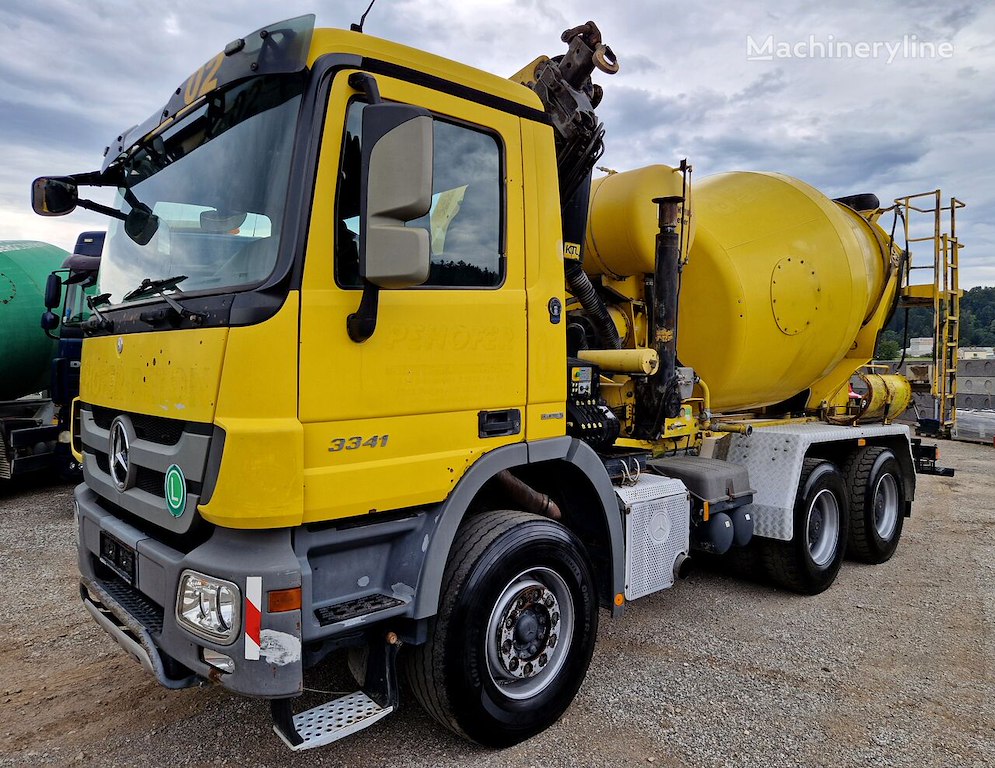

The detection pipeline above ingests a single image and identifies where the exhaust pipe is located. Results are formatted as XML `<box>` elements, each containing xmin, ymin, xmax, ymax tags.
<box><xmin>673</xmin><ymin>552</ymin><xmax>693</xmax><ymax>580</ymax></box>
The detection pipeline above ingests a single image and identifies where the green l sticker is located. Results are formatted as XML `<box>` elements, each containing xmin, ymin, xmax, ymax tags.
<box><xmin>164</xmin><ymin>464</ymin><xmax>187</xmax><ymax>518</ymax></box>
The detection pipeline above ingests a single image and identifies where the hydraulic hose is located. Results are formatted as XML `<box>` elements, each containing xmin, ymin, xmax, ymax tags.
<box><xmin>565</xmin><ymin>260</ymin><xmax>621</xmax><ymax>349</ymax></box>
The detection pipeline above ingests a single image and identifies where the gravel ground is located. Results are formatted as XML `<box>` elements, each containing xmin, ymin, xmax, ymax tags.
<box><xmin>1</xmin><ymin>438</ymin><xmax>993</xmax><ymax>768</ymax></box>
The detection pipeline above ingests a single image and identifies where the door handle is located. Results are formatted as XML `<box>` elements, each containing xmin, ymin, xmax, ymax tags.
<box><xmin>478</xmin><ymin>409</ymin><xmax>522</xmax><ymax>438</ymax></box>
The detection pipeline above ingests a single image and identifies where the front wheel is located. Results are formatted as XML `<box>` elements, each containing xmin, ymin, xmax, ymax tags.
<box><xmin>762</xmin><ymin>459</ymin><xmax>849</xmax><ymax>595</ymax></box>
<box><xmin>843</xmin><ymin>446</ymin><xmax>905</xmax><ymax>563</ymax></box>
<box><xmin>406</xmin><ymin>510</ymin><xmax>598</xmax><ymax>747</ymax></box>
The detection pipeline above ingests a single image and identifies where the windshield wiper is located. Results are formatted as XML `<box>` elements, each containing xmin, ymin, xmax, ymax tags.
<box><xmin>125</xmin><ymin>275</ymin><xmax>205</xmax><ymax>325</ymax></box>
<box><xmin>123</xmin><ymin>275</ymin><xmax>188</xmax><ymax>301</ymax></box>
<box><xmin>82</xmin><ymin>293</ymin><xmax>114</xmax><ymax>332</ymax></box>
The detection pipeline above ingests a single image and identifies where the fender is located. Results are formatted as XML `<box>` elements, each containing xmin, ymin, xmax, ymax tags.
<box><xmin>413</xmin><ymin>437</ymin><xmax>626</xmax><ymax>619</ymax></box>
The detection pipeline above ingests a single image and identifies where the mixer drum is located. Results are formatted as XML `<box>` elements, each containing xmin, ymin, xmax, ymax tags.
<box><xmin>0</xmin><ymin>241</ymin><xmax>67</xmax><ymax>399</ymax></box>
<box><xmin>679</xmin><ymin>172</ymin><xmax>887</xmax><ymax>411</ymax></box>
<box><xmin>585</xmin><ymin>168</ymin><xmax>890</xmax><ymax>412</ymax></box>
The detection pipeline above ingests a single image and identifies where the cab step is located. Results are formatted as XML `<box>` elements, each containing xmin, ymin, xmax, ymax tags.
<box><xmin>272</xmin><ymin>691</ymin><xmax>393</xmax><ymax>751</ymax></box>
<box><xmin>271</xmin><ymin>632</ymin><xmax>401</xmax><ymax>751</ymax></box>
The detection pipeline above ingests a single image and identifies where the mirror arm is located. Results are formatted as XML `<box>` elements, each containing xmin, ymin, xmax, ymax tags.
<box><xmin>348</xmin><ymin>72</ymin><xmax>383</xmax><ymax>105</ymax></box>
<box><xmin>347</xmin><ymin>281</ymin><xmax>380</xmax><ymax>343</ymax></box>
<box><xmin>76</xmin><ymin>197</ymin><xmax>128</xmax><ymax>222</ymax></box>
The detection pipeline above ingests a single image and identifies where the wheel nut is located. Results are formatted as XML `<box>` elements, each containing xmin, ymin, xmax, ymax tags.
<box><xmin>523</xmin><ymin>662</ymin><xmax>533</xmax><ymax>676</ymax></box>
<box><xmin>545</xmin><ymin>595</ymin><xmax>555</xmax><ymax>608</ymax></box>
<box><xmin>539</xmin><ymin>653</ymin><xmax>548</xmax><ymax>667</ymax></box>
<box><xmin>551</xmin><ymin>611</ymin><xmax>559</xmax><ymax>626</ymax></box>
<box><xmin>502</xmin><ymin>640</ymin><xmax>512</xmax><ymax>654</ymax></box>
<box><xmin>509</xmin><ymin>658</ymin><xmax>519</xmax><ymax>671</ymax></box>
<box><xmin>549</xmin><ymin>633</ymin><xmax>558</xmax><ymax>648</ymax></box>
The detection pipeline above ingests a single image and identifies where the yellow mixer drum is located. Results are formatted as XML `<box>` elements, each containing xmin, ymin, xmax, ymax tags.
<box><xmin>585</xmin><ymin>168</ymin><xmax>892</xmax><ymax>412</ymax></box>
<box><xmin>679</xmin><ymin>172</ymin><xmax>888</xmax><ymax>411</ymax></box>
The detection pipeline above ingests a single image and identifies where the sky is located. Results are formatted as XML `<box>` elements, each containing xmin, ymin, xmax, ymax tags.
<box><xmin>1</xmin><ymin>0</ymin><xmax>992</xmax><ymax>287</ymax></box>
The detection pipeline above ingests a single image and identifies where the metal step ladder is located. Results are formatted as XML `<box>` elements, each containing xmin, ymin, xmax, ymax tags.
<box><xmin>895</xmin><ymin>190</ymin><xmax>965</xmax><ymax>438</ymax></box>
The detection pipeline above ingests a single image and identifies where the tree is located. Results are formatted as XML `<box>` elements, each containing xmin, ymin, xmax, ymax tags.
<box><xmin>883</xmin><ymin>285</ymin><xmax>995</xmax><ymax>348</ymax></box>
<box><xmin>876</xmin><ymin>338</ymin><xmax>901</xmax><ymax>360</ymax></box>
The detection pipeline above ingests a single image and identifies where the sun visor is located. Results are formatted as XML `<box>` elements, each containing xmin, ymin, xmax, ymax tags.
<box><xmin>101</xmin><ymin>14</ymin><xmax>314</xmax><ymax>172</ymax></box>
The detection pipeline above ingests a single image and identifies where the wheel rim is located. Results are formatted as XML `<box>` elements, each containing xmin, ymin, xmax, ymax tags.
<box><xmin>872</xmin><ymin>472</ymin><xmax>899</xmax><ymax>540</ymax></box>
<box><xmin>805</xmin><ymin>488</ymin><xmax>840</xmax><ymax>567</ymax></box>
<box><xmin>485</xmin><ymin>567</ymin><xmax>575</xmax><ymax>701</ymax></box>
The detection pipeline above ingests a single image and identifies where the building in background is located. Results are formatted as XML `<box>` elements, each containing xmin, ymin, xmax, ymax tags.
<box><xmin>958</xmin><ymin>346</ymin><xmax>994</xmax><ymax>360</ymax></box>
<box><xmin>906</xmin><ymin>337</ymin><xmax>933</xmax><ymax>357</ymax></box>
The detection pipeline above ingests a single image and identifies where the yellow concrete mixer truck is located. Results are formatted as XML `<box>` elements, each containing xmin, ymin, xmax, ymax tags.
<box><xmin>32</xmin><ymin>15</ymin><xmax>942</xmax><ymax>751</ymax></box>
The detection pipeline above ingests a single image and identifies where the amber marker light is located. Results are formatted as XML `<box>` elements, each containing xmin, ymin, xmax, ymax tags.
<box><xmin>268</xmin><ymin>587</ymin><xmax>302</xmax><ymax>613</ymax></box>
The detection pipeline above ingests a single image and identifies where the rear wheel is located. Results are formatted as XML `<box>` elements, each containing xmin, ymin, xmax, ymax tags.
<box><xmin>406</xmin><ymin>510</ymin><xmax>598</xmax><ymax>747</ymax></box>
<box><xmin>763</xmin><ymin>459</ymin><xmax>849</xmax><ymax>594</ymax></box>
<box><xmin>843</xmin><ymin>446</ymin><xmax>905</xmax><ymax>563</ymax></box>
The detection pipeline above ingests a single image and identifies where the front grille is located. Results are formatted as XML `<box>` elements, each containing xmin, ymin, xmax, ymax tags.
<box><xmin>136</xmin><ymin>466</ymin><xmax>165</xmax><ymax>497</ymax></box>
<box><xmin>91</xmin><ymin>406</ymin><xmax>185</xmax><ymax>446</ymax></box>
<box><xmin>92</xmin><ymin>460</ymin><xmax>200</xmax><ymax>501</ymax></box>
<box><xmin>95</xmin><ymin>565</ymin><xmax>165</xmax><ymax>635</ymax></box>
<box><xmin>82</xmin><ymin>405</ymin><xmax>212</xmax><ymax>538</ymax></box>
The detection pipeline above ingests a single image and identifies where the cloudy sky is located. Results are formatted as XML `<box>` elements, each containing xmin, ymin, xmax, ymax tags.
<box><xmin>1</xmin><ymin>0</ymin><xmax>992</xmax><ymax>286</ymax></box>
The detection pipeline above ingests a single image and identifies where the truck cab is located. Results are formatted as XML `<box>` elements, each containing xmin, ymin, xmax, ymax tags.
<box><xmin>44</xmin><ymin>231</ymin><xmax>104</xmax><ymax>477</ymax></box>
<box><xmin>37</xmin><ymin>16</ymin><xmax>599</xmax><ymax>747</ymax></box>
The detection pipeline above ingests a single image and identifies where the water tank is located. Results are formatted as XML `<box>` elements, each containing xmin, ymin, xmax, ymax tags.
<box><xmin>0</xmin><ymin>241</ymin><xmax>69</xmax><ymax>399</ymax></box>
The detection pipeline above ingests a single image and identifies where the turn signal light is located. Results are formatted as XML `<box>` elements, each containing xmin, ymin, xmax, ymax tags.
<box><xmin>268</xmin><ymin>587</ymin><xmax>302</xmax><ymax>613</ymax></box>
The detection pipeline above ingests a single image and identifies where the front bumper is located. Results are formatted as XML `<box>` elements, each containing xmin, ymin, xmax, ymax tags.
<box><xmin>76</xmin><ymin>485</ymin><xmax>303</xmax><ymax>697</ymax></box>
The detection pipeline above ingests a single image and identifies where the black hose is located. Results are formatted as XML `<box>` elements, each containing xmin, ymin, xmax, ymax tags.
<box><xmin>897</xmin><ymin>306</ymin><xmax>910</xmax><ymax>370</ymax></box>
<box><xmin>561</xmin><ymin>173</ymin><xmax>621</xmax><ymax>350</ymax></box>
<box><xmin>565</xmin><ymin>261</ymin><xmax>621</xmax><ymax>349</ymax></box>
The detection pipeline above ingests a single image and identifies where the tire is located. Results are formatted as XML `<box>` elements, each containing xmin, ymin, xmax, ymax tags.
<box><xmin>762</xmin><ymin>459</ymin><xmax>849</xmax><ymax>595</ymax></box>
<box><xmin>405</xmin><ymin>510</ymin><xmax>598</xmax><ymax>747</ymax></box>
<box><xmin>842</xmin><ymin>447</ymin><xmax>905</xmax><ymax>564</ymax></box>
<box><xmin>720</xmin><ymin>542</ymin><xmax>765</xmax><ymax>583</ymax></box>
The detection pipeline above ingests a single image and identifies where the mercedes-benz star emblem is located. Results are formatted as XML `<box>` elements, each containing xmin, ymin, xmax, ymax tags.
<box><xmin>108</xmin><ymin>417</ymin><xmax>135</xmax><ymax>491</ymax></box>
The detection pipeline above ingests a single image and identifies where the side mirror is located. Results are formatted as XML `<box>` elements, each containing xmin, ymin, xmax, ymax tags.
<box><xmin>44</xmin><ymin>272</ymin><xmax>63</xmax><ymax>310</ymax></box>
<box><xmin>41</xmin><ymin>311</ymin><xmax>60</xmax><ymax>332</ymax></box>
<box><xmin>359</xmin><ymin>104</ymin><xmax>433</xmax><ymax>289</ymax></box>
<box><xmin>32</xmin><ymin>177</ymin><xmax>79</xmax><ymax>216</ymax></box>
<box><xmin>125</xmin><ymin>205</ymin><xmax>160</xmax><ymax>246</ymax></box>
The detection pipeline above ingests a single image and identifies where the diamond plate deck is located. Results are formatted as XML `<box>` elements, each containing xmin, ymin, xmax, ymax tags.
<box><xmin>725</xmin><ymin>423</ymin><xmax>912</xmax><ymax>541</ymax></box>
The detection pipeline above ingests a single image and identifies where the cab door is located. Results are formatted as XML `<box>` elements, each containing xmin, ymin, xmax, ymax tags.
<box><xmin>298</xmin><ymin>69</ymin><xmax>527</xmax><ymax>523</ymax></box>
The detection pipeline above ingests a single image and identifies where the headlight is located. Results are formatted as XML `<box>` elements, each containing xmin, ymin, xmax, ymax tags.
<box><xmin>176</xmin><ymin>570</ymin><xmax>240</xmax><ymax>644</ymax></box>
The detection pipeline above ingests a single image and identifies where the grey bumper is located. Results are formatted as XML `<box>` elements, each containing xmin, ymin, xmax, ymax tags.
<box><xmin>76</xmin><ymin>485</ymin><xmax>304</xmax><ymax>697</ymax></box>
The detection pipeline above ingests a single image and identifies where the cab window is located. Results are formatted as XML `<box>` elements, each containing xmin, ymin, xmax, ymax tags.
<box><xmin>335</xmin><ymin>100</ymin><xmax>504</xmax><ymax>288</ymax></box>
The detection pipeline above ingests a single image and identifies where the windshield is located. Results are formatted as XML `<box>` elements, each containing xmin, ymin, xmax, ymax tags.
<box><xmin>98</xmin><ymin>74</ymin><xmax>304</xmax><ymax>306</ymax></box>
<box><xmin>63</xmin><ymin>279</ymin><xmax>96</xmax><ymax>327</ymax></box>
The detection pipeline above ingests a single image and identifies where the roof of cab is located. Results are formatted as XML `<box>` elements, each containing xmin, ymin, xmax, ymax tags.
<box><xmin>308</xmin><ymin>27</ymin><xmax>545</xmax><ymax>113</ymax></box>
